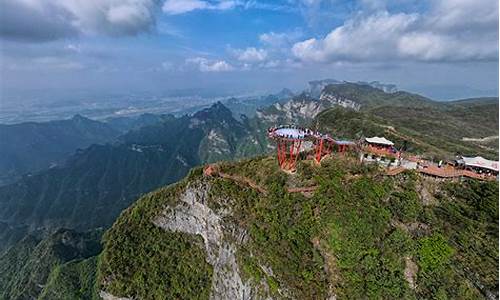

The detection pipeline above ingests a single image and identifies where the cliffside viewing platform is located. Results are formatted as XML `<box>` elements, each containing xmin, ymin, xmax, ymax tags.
<box><xmin>267</xmin><ymin>125</ymin><xmax>356</xmax><ymax>172</ymax></box>
<box><xmin>267</xmin><ymin>125</ymin><xmax>498</xmax><ymax>182</ymax></box>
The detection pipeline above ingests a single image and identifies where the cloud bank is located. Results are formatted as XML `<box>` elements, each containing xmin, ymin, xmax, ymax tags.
<box><xmin>186</xmin><ymin>57</ymin><xmax>234</xmax><ymax>72</ymax></box>
<box><xmin>292</xmin><ymin>0</ymin><xmax>498</xmax><ymax>63</ymax></box>
<box><xmin>0</xmin><ymin>0</ymin><xmax>159</xmax><ymax>42</ymax></box>
<box><xmin>162</xmin><ymin>0</ymin><xmax>236</xmax><ymax>15</ymax></box>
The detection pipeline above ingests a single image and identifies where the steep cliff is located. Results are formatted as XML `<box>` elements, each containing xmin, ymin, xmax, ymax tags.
<box><xmin>97</xmin><ymin>155</ymin><xmax>498</xmax><ymax>299</ymax></box>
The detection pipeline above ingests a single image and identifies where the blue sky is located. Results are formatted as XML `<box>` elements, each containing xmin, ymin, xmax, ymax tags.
<box><xmin>0</xmin><ymin>0</ymin><xmax>498</xmax><ymax>100</ymax></box>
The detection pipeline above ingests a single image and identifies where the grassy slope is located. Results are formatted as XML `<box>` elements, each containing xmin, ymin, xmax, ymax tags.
<box><xmin>316</xmin><ymin>103</ymin><xmax>498</xmax><ymax>160</ymax></box>
<box><xmin>97</xmin><ymin>154</ymin><xmax>498</xmax><ymax>299</ymax></box>
<box><xmin>322</xmin><ymin>83</ymin><xmax>436</xmax><ymax>109</ymax></box>
<box><xmin>255</xmin><ymin>84</ymin><xmax>498</xmax><ymax>160</ymax></box>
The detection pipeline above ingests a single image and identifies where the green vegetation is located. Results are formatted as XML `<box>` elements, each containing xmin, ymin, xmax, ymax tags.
<box><xmin>96</xmin><ymin>154</ymin><xmax>498</xmax><ymax>299</ymax></box>
<box><xmin>322</xmin><ymin>82</ymin><xmax>435</xmax><ymax>109</ymax></box>
<box><xmin>0</xmin><ymin>235</ymin><xmax>39</xmax><ymax>299</ymax></box>
<box><xmin>325</xmin><ymin>178</ymin><xmax>411</xmax><ymax>299</ymax></box>
<box><xmin>0</xmin><ymin>229</ymin><xmax>102</xmax><ymax>300</ymax></box>
<box><xmin>0</xmin><ymin>114</ymin><xmax>120</xmax><ymax>186</ymax></box>
<box><xmin>419</xmin><ymin>180</ymin><xmax>499</xmax><ymax>299</ymax></box>
<box><xmin>98</xmin><ymin>175</ymin><xmax>213</xmax><ymax>300</ymax></box>
<box><xmin>389</xmin><ymin>177</ymin><xmax>422</xmax><ymax>223</ymax></box>
<box><xmin>418</xmin><ymin>234</ymin><xmax>454</xmax><ymax>274</ymax></box>
<box><xmin>316</xmin><ymin>101</ymin><xmax>498</xmax><ymax>160</ymax></box>
<box><xmin>39</xmin><ymin>256</ymin><xmax>99</xmax><ymax>300</ymax></box>
<box><xmin>1</xmin><ymin>84</ymin><xmax>497</xmax><ymax>299</ymax></box>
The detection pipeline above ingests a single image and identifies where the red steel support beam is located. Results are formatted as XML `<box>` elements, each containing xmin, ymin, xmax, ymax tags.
<box><xmin>289</xmin><ymin>139</ymin><xmax>302</xmax><ymax>170</ymax></box>
<box><xmin>315</xmin><ymin>138</ymin><xmax>324</xmax><ymax>163</ymax></box>
<box><xmin>274</xmin><ymin>138</ymin><xmax>303</xmax><ymax>171</ymax></box>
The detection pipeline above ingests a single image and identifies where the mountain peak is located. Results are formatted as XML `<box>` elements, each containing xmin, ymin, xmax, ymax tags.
<box><xmin>71</xmin><ymin>114</ymin><xmax>90</xmax><ymax>122</ymax></box>
<box><xmin>193</xmin><ymin>101</ymin><xmax>233</xmax><ymax>120</ymax></box>
<box><xmin>308</xmin><ymin>79</ymin><xmax>342</xmax><ymax>97</ymax></box>
<box><xmin>276</xmin><ymin>88</ymin><xmax>294</xmax><ymax>99</ymax></box>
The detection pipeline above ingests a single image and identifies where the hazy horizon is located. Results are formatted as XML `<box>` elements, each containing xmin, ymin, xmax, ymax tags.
<box><xmin>1</xmin><ymin>0</ymin><xmax>498</xmax><ymax>106</ymax></box>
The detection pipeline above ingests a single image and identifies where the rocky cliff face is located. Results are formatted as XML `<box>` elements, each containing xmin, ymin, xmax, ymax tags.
<box><xmin>255</xmin><ymin>93</ymin><xmax>343</xmax><ymax>125</ymax></box>
<box><xmin>319</xmin><ymin>92</ymin><xmax>361</xmax><ymax>111</ymax></box>
<box><xmin>98</xmin><ymin>171</ymin><xmax>280</xmax><ymax>299</ymax></box>
<box><xmin>153</xmin><ymin>183</ymin><xmax>255</xmax><ymax>300</ymax></box>
<box><xmin>96</xmin><ymin>155</ymin><xmax>498</xmax><ymax>300</ymax></box>
<box><xmin>255</xmin><ymin>84</ymin><xmax>370</xmax><ymax>126</ymax></box>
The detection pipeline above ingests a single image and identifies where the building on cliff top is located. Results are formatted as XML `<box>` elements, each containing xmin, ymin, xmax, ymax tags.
<box><xmin>455</xmin><ymin>156</ymin><xmax>499</xmax><ymax>176</ymax></box>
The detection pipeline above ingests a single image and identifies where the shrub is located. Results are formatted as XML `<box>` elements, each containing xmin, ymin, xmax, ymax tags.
<box><xmin>418</xmin><ymin>234</ymin><xmax>454</xmax><ymax>274</ymax></box>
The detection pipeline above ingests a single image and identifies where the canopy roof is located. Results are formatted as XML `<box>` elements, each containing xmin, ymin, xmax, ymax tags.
<box><xmin>365</xmin><ymin>136</ymin><xmax>394</xmax><ymax>146</ymax></box>
<box><xmin>461</xmin><ymin>156</ymin><xmax>499</xmax><ymax>172</ymax></box>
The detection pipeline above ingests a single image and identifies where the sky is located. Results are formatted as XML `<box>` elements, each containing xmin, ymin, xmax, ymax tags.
<box><xmin>0</xmin><ymin>0</ymin><xmax>498</xmax><ymax>101</ymax></box>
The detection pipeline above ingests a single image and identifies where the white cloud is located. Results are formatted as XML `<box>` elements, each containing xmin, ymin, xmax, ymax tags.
<box><xmin>203</xmin><ymin>60</ymin><xmax>233</xmax><ymax>72</ymax></box>
<box><xmin>0</xmin><ymin>0</ymin><xmax>158</xmax><ymax>41</ymax></box>
<box><xmin>428</xmin><ymin>0</ymin><xmax>498</xmax><ymax>32</ymax></box>
<box><xmin>259</xmin><ymin>32</ymin><xmax>289</xmax><ymax>47</ymax></box>
<box><xmin>162</xmin><ymin>0</ymin><xmax>208</xmax><ymax>14</ymax></box>
<box><xmin>161</xmin><ymin>0</ymin><xmax>294</xmax><ymax>15</ymax></box>
<box><xmin>257</xmin><ymin>58</ymin><xmax>301</xmax><ymax>70</ymax></box>
<box><xmin>161</xmin><ymin>61</ymin><xmax>174</xmax><ymax>71</ymax></box>
<box><xmin>293</xmin><ymin>12</ymin><xmax>418</xmax><ymax>62</ymax></box>
<box><xmin>161</xmin><ymin>0</ymin><xmax>293</xmax><ymax>15</ymax></box>
<box><xmin>186</xmin><ymin>57</ymin><xmax>234</xmax><ymax>72</ymax></box>
<box><xmin>162</xmin><ymin>0</ymin><xmax>236</xmax><ymax>15</ymax></box>
<box><xmin>226</xmin><ymin>29</ymin><xmax>304</xmax><ymax>70</ymax></box>
<box><xmin>292</xmin><ymin>0</ymin><xmax>499</xmax><ymax>63</ymax></box>
<box><xmin>259</xmin><ymin>29</ymin><xmax>303</xmax><ymax>48</ymax></box>
<box><xmin>60</xmin><ymin>0</ymin><xmax>158</xmax><ymax>36</ymax></box>
<box><xmin>234</xmin><ymin>47</ymin><xmax>268</xmax><ymax>62</ymax></box>
<box><xmin>242</xmin><ymin>1</ymin><xmax>295</xmax><ymax>12</ymax></box>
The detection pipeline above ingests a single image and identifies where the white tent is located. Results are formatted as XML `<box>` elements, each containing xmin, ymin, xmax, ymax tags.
<box><xmin>461</xmin><ymin>156</ymin><xmax>499</xmax><ymax>172</ymax></box>
<box><xmin>365</xmin><ymin>137</ymin><xmax>394</xmax><ymax>146</ymax></box>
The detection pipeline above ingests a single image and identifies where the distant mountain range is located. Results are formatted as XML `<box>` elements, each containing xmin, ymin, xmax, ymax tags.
<box><xmin>0</xmin><ymin>81</ymin><xmax>497</xmax><ymax>299</ymax></box>
<box><xmin>222</xmin><ymin>88</ymin><xmax>294</xmax><ymax>119</ymax></box>
<box><xmin>308</xmin><ymin>79</ymin><xmax>398</xmax><ymax>98</ymax></box>
<box><xmin>257</xmin><ymin>83</ymin><xmax>498</xmax><ymax>158</ymax></box>
<box><xmin>0</xmin><ymin>83</ymin><xmax>497</xmax><ymax>250</ymax></box>
<box><xmin>104</xmin><ymin>113</ymin><xmax>165</xmax><ymax>133</ymax></box>
<box><xmin>0</xmin><ymin>102</ymin><xmax>256</xmax><ymax>251</ymax></box>
<box><xmin>0</xmin><ymin>115</ymin><xmax>120</xmax><ymax>186</ymax></box>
